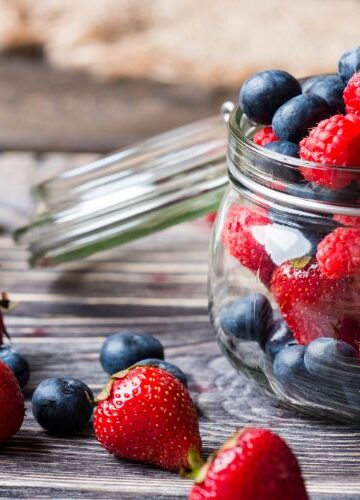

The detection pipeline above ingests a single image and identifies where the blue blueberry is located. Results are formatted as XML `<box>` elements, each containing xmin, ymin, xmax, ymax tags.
<box><xmin>304</xmin><ymin>337</ymin><xmax>357</xmax><ymax>379</ymax></box>
<box><xmin>220</xmin><ymin>293</ymin><xmax>273</xmax><ymax>345</ymax></box>
<box><xmin>32</xmin><ymin>377</ymin><xmax>94</xmax><ymax>434</ymax></box>
<box><xmin>265</xmin><ymin>320</ymin><xmax>297</xmax><ymax>360</ymax></box>
<box><xmin>273</xmin><ymin>345</ymin><xmax>307</xmax><ymax>385</ymax></box>
<box><xmin>239</xmin><ymin>70</ymin><xmax>301</xmax><ymax>124</ymax></box>
<box><xmin>338</xmin><ymin>46</ymin><xmax>360</xmax><ymax>83</ymax></box>
<box><xmin>301</xmin><ymin>75</ymin><xmax>328</xmax><ymax>93</ymax></box>
<box><xmin>305</xmin><ymin>75</ymin><xmax>345</xmax><ymax>115</ymax></box>
<box><xmin>264</xmin><ymin>140</ymin><xmax>299</xmax><ymax>158</ymax></box>
<box><xmin>135</xmin><ymin>358</ymin><xmax>187</xmax><ymax>387</ymax></box>
<box><xmin>100</xmin><ymin>332</ymin><xmax>164</xmax><ymax>375</ymax></box>
<box><xmin>0</xmin><ymin>346</ymin><xmax>30</xmax><ymax>388</ymax></box>
<box><xmin>257</xmin><ymin>141</ymin><xmax>301</xmax><ymax>184</ymax></box>
<box><xmin>285</xmin><ymin>180</ymin><xmax>360</xmax><ymax>204</ymax></box>
<box><xmin>272</xmin><ymin>94</ymin><xmax>330</xmax><ymax>143</ymax></box>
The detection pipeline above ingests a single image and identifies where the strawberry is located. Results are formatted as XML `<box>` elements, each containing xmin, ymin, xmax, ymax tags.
<box><xmin>188</xmin><ymin>428</ymin><xmax>308</xmax><ymax>500</ymax></box>
<box><xmin>93</xmin><ymin>365</ymin><xmax>201</xmax><ymax>471</ymax></box>
<box><xmin>0</xmin><ymin>361</ymin><xmax>25</xmax><ymax>444</ymax></box>
<box><xmin>271</xmin><ymin>259</ymin><xmax>360</xmax><ymax>348</ymax></box>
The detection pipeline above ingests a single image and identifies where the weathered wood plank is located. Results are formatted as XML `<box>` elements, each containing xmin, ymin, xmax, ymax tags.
<box><xmin>0</xmin><ymin>220</ymin><xmax>360</xmax><ymax>499</ymax></box>
<box><xmin>0</xmin><ymin>56</ymin><xmax>231</xmax><ymax>153</ymax></box>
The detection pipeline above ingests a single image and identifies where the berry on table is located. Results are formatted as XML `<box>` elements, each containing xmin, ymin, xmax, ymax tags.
<box><xmin>316</xmin><ymin>227</ymin><xmax>360</xmax><ymax>279</ymax></box>
<box><xmin>239</xmin><ymin>70</ymin><xmax>301</xmax><ymax>124</ymax></box>
<box><xmin>0</xmin><ymin>361</ymin><xmax>24</xmax><ymax>444</ymax></box>
<box><xmin>343</xmin><ymin>72</ymin><xmax>360</xmax><ymax>116</ymax></box>
<box><xmin>134</xmin><ymin>358</ymin><xmax>188</xmax><ymax>387</ymax></box>
<box><xmin>305</xmin><ymin>75</ymin><xmax>345</xmax><ymax>115</ymax></box>
<box><xmin>94</xmin><ymin>365</ymin><xmax>201</xmax><ymax>471</ymax></box>
<box><xmin>221</xmin><ymin>205</ymin><xmax>275</xmax><ymax>287</ymax></box>
<box><xmin>299</xmin><ymin>114</ymin><xmax>360</xmax><ymax>189</ymax></box>
<box><xmin>338</xmin><ymin>46</ymin><xmax>360</xmax><ymax>83</ymax></box>
<box><xmin>188</xmin><ymin>428</ymin><xmax>308</xmax><ymax>500</ymax></box>
<box><xmin>32</xmin><ymin>377</ymin><xmax>94</xmax><ymax>434</ymax></box>
<box><xmin>0</xmin><ymin>346</ymin><xmax>30</xmax><ymax>388</ymax></box>
<box><xmin>253</xmin><ymin>126</ymin><xmax>278</xmax><ymax>146</ymax></box>
<box><xmin>272</xmin><ymin>94</ymin><xmax>330</xmax><ymax>143</ymax></box>
<box><xmin>264</xmin><ymin>140</ymin><xmax>299</xmax><ymax>158</ymax></box>
<box><xmin>100</xmin><ymin>332</ymin><xmax>164</xmax><ymax>375</ymax></box>
<box><xmin>220</xmin><ymin>293</ymin><xmax>273</xmax><ymax>346</ymax></box>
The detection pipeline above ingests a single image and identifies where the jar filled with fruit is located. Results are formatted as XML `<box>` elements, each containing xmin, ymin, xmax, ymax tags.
<box><xmin>209</xmin><ymin>46</ymin><xmax>360</xmax><ymax>422</ymax></box>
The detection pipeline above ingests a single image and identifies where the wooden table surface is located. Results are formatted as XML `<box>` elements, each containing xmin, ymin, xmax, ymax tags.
<box><xmin>0</xmin><ymin>56</ymin><xmax>360</xmax><ymax>499</ymax></box>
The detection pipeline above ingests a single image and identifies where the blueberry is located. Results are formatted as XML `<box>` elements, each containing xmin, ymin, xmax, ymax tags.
<box><xmin>220</xmin><ymin>293</ymin><xmax>273</xmax><ymax>345</ymax></box>
<box><xmin>338</xmin><ymin>46</ymin><xmax>360</xmax><ymax>83</ymax></box>
<box><xmin>32</xmin><ymin>377</ymin><xmax>94</xmax><ymax>434</ymax></box>
<box><xmin>273</xmin><ymin>345</ymin><xmax>307</xmax><ymax>385</ymax></box>
<box><xmin>305</xmin><ymin>75</ymin><xmax>345</xmax><ymax>115</ymax></box>
<box><xmin>272</xmin><ymin>94</ymin><xmax>330</xmax><ymax>143</ymax></box>
<box><xmin>239</xmin><ymin>70</ymin><xmax>301</xmax><ymax>124</ymax></box>
<box><xmin>100</xmin><ymin>332</ymin><xmax>164</xmax><ymax>375</ymax></box>
<box><xmin>265</xmin><ymin>320</ymin><xmax>297</xmax><ymax>360</ymax></box>
<box><xmin>264</xmin><ymin>140</ymin><xmax>299</xmax><ymax>158</ymax></box>
<box><xmin>0</xmin><ymin>346</ymin><xmax>30</xmax><ymax>388</ymax></box>
<box><xmin>285</xmin><ymin>180</ymin><xmax>360</xmax><ymax>204</ymax></box>
<box><xmin>135</xmin><ymin>358</ymin><xmax>187</xmax><ymax>387</ymax></box>
<box><xmin>304</xmin><ymin>337</ymin><xmax>358</xmax><ymax>379</ymax></box>
<box><xmin>257</xmin><ymin>141</ymin><xmax>301</xmax><ymax>184</ymax></box>
<box><xmin>301</xmin><ymin>75</ymin><xmax>328</xmax><ymax>93</ymax></box>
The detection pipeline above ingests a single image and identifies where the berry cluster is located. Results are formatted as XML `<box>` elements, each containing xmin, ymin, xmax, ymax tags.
<box><xmin>0</xmin><ymin>304</ymin><xmax>308</xmax><ymax>499</ymax></box>
<box><xmin>220</xmin><ymin>48</ymin><xmax>360</xmax><ymax>397</ymax></box>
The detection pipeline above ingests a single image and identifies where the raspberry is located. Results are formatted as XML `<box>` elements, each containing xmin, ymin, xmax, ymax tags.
<box><xmin>344</xmin><ymin>72</ymin><xmax>360</xmax><ymax>116</ymax></box>
<box><xmin>333</xmin><ymin>214</ymin><xmax>360</xmax><ymax>226</ymax></box>
<box><xmin>299</xmin><ymin>114</ymin><xmax>360</xmax><ymax>189</ymax></box>
<box><xmin>271</xmin><ymin>259</ymin><xmax>360</xmax><ymax>347</ymax></box>
<box><xmin>317</xmin><ymin>227</ymin><xmax>360</xmax><ymax>279</ymax></box>
<box><xmin>253</xmin><ymin>127</ymin><xmax>278</xmax><ymax>146</ymax></box>
<box><xmin>221</xmin><ymin>205</ymin><xmax>275</xmax><ymax>287</ymax></box>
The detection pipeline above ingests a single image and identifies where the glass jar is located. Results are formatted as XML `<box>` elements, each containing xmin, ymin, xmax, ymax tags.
<box><xmin>209</xmin><ymin>105</ymin><xmax>360</xmax><ymax>422</ymax></box>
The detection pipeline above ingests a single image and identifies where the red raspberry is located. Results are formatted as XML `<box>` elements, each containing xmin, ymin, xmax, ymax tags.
<box><xmin>299</xmin><ymin>114</ymin><xmax>360</xmax><ymax>189</ymax></box>
<box><xmin>333</xmin><ymin>214</ymin><xmax>360</xmax><ymax>226</ymax></box>
<box><xmin>344</xmin><ymin>72</ymin><xmax>360</xmax><ymax>116</ymax></box>
<box><xmin>317</xmin><ymin>227</ymin><xmax>360</xmax><ymax>279</ymax></box>
<box><xmin>253</xmin><ymin>126</ymin><xmax>278</xmax><ymax>146</ymax></box>
<box><xmin>221</xmin><ymin>205</ymin><xmax>275</xmax><ymax>287</ymax></box>
<box><xmin>271</xmin><ymin>259</ymin><xmax>360</xmax><ymax>347</ymax></box>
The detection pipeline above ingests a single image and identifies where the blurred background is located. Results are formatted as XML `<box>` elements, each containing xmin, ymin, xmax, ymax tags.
<box><xmin>0</xmin><ymin>0</ymin><xmax>359</xmax><ymax>229</ymax></box>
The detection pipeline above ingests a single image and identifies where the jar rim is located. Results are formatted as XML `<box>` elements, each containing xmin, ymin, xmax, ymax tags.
<box><xmin>228</xmin><ymin>106</ymin><xmax>360</xmax><ymax>173</ymax></box>
<box><xmin>227</xmin><ymin>106</ymin><xmax>360</xmax><ymax>216</ymax></box>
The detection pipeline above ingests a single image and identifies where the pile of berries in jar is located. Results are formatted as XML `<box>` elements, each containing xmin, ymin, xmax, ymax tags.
<box><xmin>210</xmin><ymin>45</ymin><xmax>360</xmax><ymax>421</ymax></box>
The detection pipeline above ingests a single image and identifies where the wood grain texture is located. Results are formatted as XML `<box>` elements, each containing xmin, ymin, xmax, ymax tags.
<box><xmin>0</xmin><ymin>219</ymin><xmax>360</xmax><ymax>499</ymax></box>
<box><xmin>0</xmin><ymin>56</ymin><xmax>231</xmax><ymax>153</ymax></box>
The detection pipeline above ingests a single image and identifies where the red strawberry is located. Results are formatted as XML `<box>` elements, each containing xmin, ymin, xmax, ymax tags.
<box><xmin>0</xmin><ymin>361</ymin><xmax>25</xmax><ymax>444</ymax></box>
<box><xmin>93</xmin><ymin>365</ymin><xmax>201</xmax><ymax>471</ymax></box>
<box><xmin>188</xmin><ymin>428</ymin><xmax>308</xmax><ymax>500</ymax></box>
<box><xmin>271</xmin><ymin>259</ymin><xmax>360</xmax><ymax>347</ymax></box>
<box><xmin>221</xmin><ymin>205</ymin><xmax>275</xmax><ymax>287</ymax></box>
